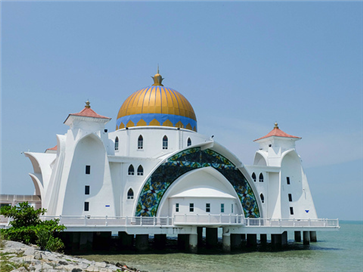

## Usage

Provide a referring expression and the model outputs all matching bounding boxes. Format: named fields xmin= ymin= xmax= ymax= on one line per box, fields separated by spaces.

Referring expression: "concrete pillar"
xmin=231 ymin=234 xmax=242 ymax=249
xmin=93 ymin=232 xmax=112 ymax=251
xmin=281 ymin=231 xmax=288 ymax=247
xmin=154 ymin=234 xmax=166 ymax=249
xmin=271 ymin=234 xmax=282 ymax=248
xmin=119 ymin=232 xmax=134 ymax=249
xmin=294 ymin=231 xmax=301 ymax=242
xmin=303 ymin=231 xmax=310 ymax=245
xmin=310 ymin=231 xmax=317 ymax=242
xmin=206 ymin=228 xmax=218 ymax=248
xmin=80 ymin=232 xmax=93 ymax=251
xmin=247 ymin=234 xmax=257 ymax=248
xmin=189 ymin=233 xmax=198 ymax=253
xmin=260 ymin=234 xmax=267 ymax=246
xmin=135 ymin=234 xmax=149 ymax=251
xmin=222 ymin=228 xmax=231 ymax=252
xmin=178 ymin=234 xmax=189 ymax=251
xmin=71 ymin=232 xmax=80 ymax=251
xmin=197 ymin=227 xmax=203 ymax=246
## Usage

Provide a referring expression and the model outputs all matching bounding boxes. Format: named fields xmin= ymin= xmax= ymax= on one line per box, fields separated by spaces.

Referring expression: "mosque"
xmin=20 ymin=70 xmax=338 ymax=251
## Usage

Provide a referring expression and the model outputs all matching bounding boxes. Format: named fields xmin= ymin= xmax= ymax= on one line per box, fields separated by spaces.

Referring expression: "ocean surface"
xmin=78 ymin=221 xmax=363 ymax=272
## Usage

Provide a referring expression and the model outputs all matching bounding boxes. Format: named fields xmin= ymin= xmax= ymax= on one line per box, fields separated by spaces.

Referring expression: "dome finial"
xmin=152 ymin=66 xmax=164 ymax=86
xmin=85 ymin=100 xmax=91 ymax=108
xmin=274 ymin=122 xmax=279 ymax=129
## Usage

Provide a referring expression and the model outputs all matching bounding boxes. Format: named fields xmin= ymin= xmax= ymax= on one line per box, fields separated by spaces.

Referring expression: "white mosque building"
xmin=20 ymin=70 xmax=337 ymax=251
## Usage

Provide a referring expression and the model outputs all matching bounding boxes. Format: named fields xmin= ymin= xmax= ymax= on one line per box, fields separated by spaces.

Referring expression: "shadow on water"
xmin=67 ymin=237 xmax=341 ymax=257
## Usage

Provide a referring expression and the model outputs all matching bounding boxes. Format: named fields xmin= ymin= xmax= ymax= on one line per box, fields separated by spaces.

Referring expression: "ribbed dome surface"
xmin=116 ymin=77 xmax=197 ymax=131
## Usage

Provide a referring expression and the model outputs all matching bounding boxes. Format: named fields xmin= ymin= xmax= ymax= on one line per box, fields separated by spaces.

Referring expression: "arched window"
xmin=252 ymin=172 xmax=256 ymax=182
xmin=115 ymin=137 xmax=119 ymax=151
xmin=137 ymin=165 xmax=143 ymax=176
xmin=138 ymin=135 xmax=143 ymax=150
xmin=259 ymin=173 xmax=264 ymax=182
xmin=128 ymin=165 xmax=134 ymax=175
xmin=163 ymin=135 xmax=168 ymax=149
xmin=260 ymin=193 xmax=264 ymax=204
xmin=127 ymin=188 xmax=134 ymax=199
xmin=187 ymin=138 xmax=192 ymax=147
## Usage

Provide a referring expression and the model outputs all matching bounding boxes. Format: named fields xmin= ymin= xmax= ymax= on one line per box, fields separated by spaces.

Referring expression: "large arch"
xmin=135 ymin=147 xmax=260 ymax=218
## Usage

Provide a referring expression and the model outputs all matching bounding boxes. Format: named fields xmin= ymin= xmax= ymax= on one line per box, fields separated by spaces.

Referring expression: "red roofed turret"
xmin=64 ymin=101 xmax=111 ymax=126
xmin=254 ymin=123 xmax=301 ymax=142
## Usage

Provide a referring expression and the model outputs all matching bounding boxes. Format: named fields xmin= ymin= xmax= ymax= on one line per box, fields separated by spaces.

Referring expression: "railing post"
xmin=220 ymin=214 xmax=222 ymax=224
xmin=229 ymin=214 xmax=231 ymax=224
xmin=209 ymin=214 xmax=211 ymax=223
xmin=259 ymin=218 xmax=261 ymax=226
xmin=184 ymin=214 xmax=186 ymax=223
xmin=59 ymin=215 xmax=62 ymax=225
xmin=106 ymin=215 xmax=108 ymax=226
xmin=153 ymin=216 xmax=156 ymax=226
xmin=84 ymin=215 xmax=87 ymax=226
xmin=168 ymin=215 xmax=170 ymax=226
xmin=309 ymin=219 xmax=311 ymax=227
xmin=141 ymin=216 xmax=143 ymax=226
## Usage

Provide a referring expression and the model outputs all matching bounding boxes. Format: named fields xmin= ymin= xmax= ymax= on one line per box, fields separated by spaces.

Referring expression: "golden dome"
xmin=116 ymin=72 xmax=197 ymax=131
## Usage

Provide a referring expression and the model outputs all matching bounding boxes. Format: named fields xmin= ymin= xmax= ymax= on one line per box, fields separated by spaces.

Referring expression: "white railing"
xmin=244 ymin=218 xmax=340 ymax=228
xmin=0 ymin=214 xmax=339 ymax=229
xmin=39 ymin=215 xmax=174 ymax=227
xmin=173 ymin=214 xmax=244 ymax=225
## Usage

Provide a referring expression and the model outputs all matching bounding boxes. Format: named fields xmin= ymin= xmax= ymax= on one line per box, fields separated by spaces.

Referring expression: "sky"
xmin=1 ymin=1 xmax=362 ymax=221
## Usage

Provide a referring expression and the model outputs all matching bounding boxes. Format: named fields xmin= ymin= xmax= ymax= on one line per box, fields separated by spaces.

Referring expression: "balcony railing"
xmin=0 ymin=214 xmax=339 ymax=229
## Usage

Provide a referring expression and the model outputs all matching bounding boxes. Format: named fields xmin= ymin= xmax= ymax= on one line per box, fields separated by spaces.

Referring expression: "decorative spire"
xmin=274 ymin=122 xmax=279 ymax=129
xmin=85 ymin=100 xmax=91 ymax=108
xmin=152 ymin=67 xmax=164 ymax=86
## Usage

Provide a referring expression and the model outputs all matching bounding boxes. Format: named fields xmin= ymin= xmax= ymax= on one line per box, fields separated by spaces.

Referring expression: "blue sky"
xmin=1 ymin=1 xmax=362 ymax=220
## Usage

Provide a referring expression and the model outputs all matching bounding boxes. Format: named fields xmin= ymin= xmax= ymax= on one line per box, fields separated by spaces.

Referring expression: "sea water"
xmin=79 ymin=221 xmax=363 ymax=272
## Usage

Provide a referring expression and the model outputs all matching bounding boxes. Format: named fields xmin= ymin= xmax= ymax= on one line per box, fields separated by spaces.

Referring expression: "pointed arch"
xmin=137 ymin=165 xmax=143 ymax=176
xmin=127 ymin=188 xmax=134 ymax=199
xmin=163 ymin=135 xmax=168 ymax=149
xmin=128 ymin=164 xmax=134 ymax=175
xmin=187 ymin=137 xmax=192 ymax=147
xmin=260 ymin=193 xmax=264 ymax=203
xmin=252 ymin=172 xmax=256 ymax=182
xmin=136 ymin=147 xmax=260 ymax=218
xmin=138 ymin=135 xmax=143 ymax=150
xmin=259 ymin=173 xmax=264 ymax=182
xmin=115 ymin=137 xmax=119 ymax=151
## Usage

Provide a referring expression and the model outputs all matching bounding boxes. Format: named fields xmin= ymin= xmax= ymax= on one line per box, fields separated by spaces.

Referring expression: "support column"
xmin=119 ymin=232 xmax=134 ymax=249
xmin=260 ymin=234 xmax=267 ymax=246
xmin=71 ymin=232 xmax=80 ymax=251
xmin=294 ymin=231 xmax=301 ymax=242
xmin=93 ymin=232 xmax=112 ymax=251
xmin=247 ymin=234 xmax=257 ymax=248
xmin=206 ymin=228 xmax=218 ymax=248
xmin=271 ymin=234 xmax=282 ymax=249
xmin=154 ymin=234 xmax=166 ymax=250
xmin=189 ymin=233 xmax=198 ymax=253
xmin=303 ymin=231 xmax=310 ymax=245
xmin=222 ymin=228 xmax=231 ymax=252
xmin=178 ymin=234 xmax=189 ymax=251
xmin=231 ymin=234 xmax=242 ymax=250
xmin=281 ymin=231 xmax=288 ymax=247
xmin=310 ymin=231 xmax=317 ymax=242
xmin=80 ymin=232 xmax=93 ymax=251
xmin=197 ymin=227 xmax=203 ymax=246
xmin=135 ymin=234 xmax=149 ymax=251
